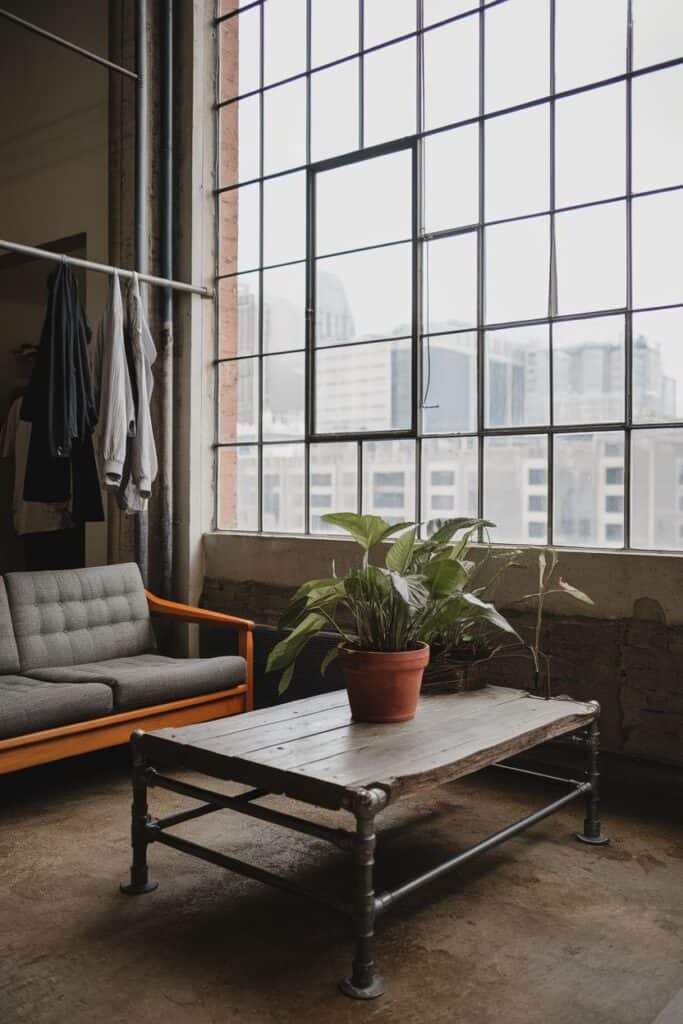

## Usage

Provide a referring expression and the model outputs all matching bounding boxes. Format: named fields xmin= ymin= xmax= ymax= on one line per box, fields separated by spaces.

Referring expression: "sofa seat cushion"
xmin=0 ymin=675 xmax=113 ymax=740
xmin=27 ymin=654 xmax=246 ymax=711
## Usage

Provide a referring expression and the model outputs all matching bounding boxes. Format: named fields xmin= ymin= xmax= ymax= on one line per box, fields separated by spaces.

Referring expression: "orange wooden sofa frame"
xmin=0 ymin=591 xmax=254 ymax=775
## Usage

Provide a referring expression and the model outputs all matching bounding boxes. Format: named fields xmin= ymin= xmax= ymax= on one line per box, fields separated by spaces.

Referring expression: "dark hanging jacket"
xmin=21 ymin=263 xmax=104 ymax=523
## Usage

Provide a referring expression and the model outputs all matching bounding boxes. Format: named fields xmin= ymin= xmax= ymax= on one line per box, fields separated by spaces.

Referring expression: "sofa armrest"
xmin=145 ymin=591 xmax=255 ymax=631
xmin=145 ymin=591 xmax=255 ymax=710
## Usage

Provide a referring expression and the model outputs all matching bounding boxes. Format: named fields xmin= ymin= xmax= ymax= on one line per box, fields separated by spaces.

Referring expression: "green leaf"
xmin=277 ymin=662 xmax=295 ymax=696
xmin=266 ymin=612 xmax=326 ymax=674
xmin=557 ymin=578 xmax=593 ymax=605
xmin=387 ymin=571 xmax=428 ymax=610
xmin=424 ymin=558 xmax=468 ymax=597
xmin=321 ymin=513 xmax=413 ymax=551
xmin=458 ymin=592 xmax=520 ymax=637
xmin=385 ymin=526 xmax=417 ymax=573
xmin=427 ymin=517 xmax=495 ymax=544
xmin=320 ymin=646 xmax=340 ymax=677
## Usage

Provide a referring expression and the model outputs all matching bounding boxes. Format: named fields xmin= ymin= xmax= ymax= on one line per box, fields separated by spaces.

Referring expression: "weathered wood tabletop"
xmin=140 ymin=686 xmax=598 ymax=810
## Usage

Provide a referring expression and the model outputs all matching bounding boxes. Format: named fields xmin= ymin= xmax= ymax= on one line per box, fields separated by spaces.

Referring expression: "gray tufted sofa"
xmin=0 ymin=563 xmax=254 ymax=774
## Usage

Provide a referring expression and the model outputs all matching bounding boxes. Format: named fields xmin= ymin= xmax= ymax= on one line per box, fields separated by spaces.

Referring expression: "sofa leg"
xmin=120 ymin=735 xmax=158 ymax=895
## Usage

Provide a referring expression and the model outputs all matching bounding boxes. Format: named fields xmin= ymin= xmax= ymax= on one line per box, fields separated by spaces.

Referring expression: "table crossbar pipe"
xmin=147 ymin=771 xmax=354 ymax=850
xmin=375 ymin=782 xmax=590 ymax=915
xmin=147 ymin=827 xmax=351 ymax=916
xmin=492 ymin=762 xmax=584 ymax=788
xmin=152 ymin=802 xmax=223 ymax=831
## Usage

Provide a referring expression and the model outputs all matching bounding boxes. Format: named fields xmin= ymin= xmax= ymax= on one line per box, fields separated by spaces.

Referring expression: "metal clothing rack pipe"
xmin=0 ymin=7 xmax=138 ymax=80
xmin=0 ymin=239 xmax=214 ymax=299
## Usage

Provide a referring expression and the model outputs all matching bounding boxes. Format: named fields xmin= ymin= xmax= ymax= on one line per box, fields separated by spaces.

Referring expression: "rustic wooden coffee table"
xmin=121 ymin=686 xmax=608 ymax=998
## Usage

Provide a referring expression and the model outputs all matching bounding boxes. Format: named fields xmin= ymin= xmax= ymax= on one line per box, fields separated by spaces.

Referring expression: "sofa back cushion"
xmin=0 ymin=578 xmax=21 ymax=674
xmin=5 ymin=563 xmax=157 ymax=671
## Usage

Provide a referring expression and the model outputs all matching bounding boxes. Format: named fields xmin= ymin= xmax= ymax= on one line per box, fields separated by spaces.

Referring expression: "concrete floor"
xmin=1 ymin=748 xmax=682 ymax=1024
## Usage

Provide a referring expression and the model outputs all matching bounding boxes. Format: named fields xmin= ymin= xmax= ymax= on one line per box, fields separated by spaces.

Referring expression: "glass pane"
xmin=315 ymin=244 xmax=412 ymax=346
xmin=363 ymin=440 xmax=416 ymax=522
xmin=555 ymin=84 xmax=625 ymax=208
xmin=218 ymin=272 xmax=259 ymax=358
xmin=424 ymin=15 xmax=479 ymax=131
xmin=316 ymin=149 xmax=412 ymax=255
xmin=484 ymin=435 xmax=549 ymax=544
xmin=315 ymin=338 xmax=412 ymax=434
xmin=633 ymin=308 xmax=683 ymax=423
xmin=553 ymin=316 xmax=625 ymax=425
xmin=485 ymin=104 xmax=550 ymax=221
xmin=554 ymin=432 xmax=625 ymax=548
xmin=311 ymin=60 xmax=359 ymax=163
xmin=632 ymin=428 xmax=683 ymax=549
xmin=421 ymin=437 xmax=478 ymax=531
xmin=262 ymin=443 xmax=306 ymax=533
xmin=424 ymin=124 xmax=478 ymax=232
xmin=555 ymin=0 xmax=626 ymax=93
xmin=263 ymin=172 xmax=306 ymax=266
xmin=633 ymin=191 xmax=683 ymax=309
xmin=262 ymin=352 xmax=305 ymax=440
xmin=263 ymin=263 xmax=306 ymax=353
xmin=264 ymin=0 xmax=306 ymax=86
xmin=424 ymin=0 xmax=476 ymax=27
xmin=485 ymin=217 xmax=550 ymax=324
xmin=219 ymin=183 xmax=260 ymax=275
xmin=218 ymin=446 xmax=258 ymax=531
xmin=633 ymin=0 xmax=683 ymax=70
xmin=218 ymin=358 xmax=259 ymax=443
xmin=309 ymin=442 xmax=358 ymax=532
xmin=311 ymin=0 xmax=358 ymax=67
xmin=555 ymin=203 xmax=626 ymax=315
xmin=363 ymin=39 xmax=417 ymax=147
xmin=486 ymin=0 xmax=549 ymax=113
xmin=421 ymin=334 xmax=477 ymax=434
xmin=219 ymin=5 xmax=260 ymax=102
xmin=424 ymin=233 xmax=477 ymax=332
xmin=485 ymin=325 xmax=550 ymax=428
xmin=632 ymin=67 xmax=683 ymax=194
xmin=218 ymin=96 xmax=260 ymax=188
xmin=263 ymin=79 xmax=306 ymax=176
xmin=363 ymin=0 xmax=415 ymax=48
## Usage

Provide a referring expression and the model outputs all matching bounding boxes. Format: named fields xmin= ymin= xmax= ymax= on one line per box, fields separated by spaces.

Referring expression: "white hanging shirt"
xmin=91 ymin=273 xmax=136 ymax=488
xmin=121 ymin=273 xmax=158 ymax=513
xmin=0 ymin=398 xmax=73 ymax=535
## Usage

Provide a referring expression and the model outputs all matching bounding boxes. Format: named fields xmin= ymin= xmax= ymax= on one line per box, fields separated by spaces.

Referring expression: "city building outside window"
xmin=216 ymin=0 xmax=683 ymax=551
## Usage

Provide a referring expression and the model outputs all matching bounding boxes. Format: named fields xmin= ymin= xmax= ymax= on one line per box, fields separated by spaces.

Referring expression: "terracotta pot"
xmin=338 ymin=643 xmax=430 ymax=723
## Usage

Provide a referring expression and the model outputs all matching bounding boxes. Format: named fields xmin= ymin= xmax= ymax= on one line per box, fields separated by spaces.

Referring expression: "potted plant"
xmin=266 ymin=513 xmax=518 ymax=723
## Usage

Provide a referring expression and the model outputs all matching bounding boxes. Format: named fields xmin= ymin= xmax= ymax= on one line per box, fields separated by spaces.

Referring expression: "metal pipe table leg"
xmin=120 ymin=735 xmax=159 ymax=894
xmin=338 ymin=788 xmax=388 ymax=1000
xmin=576 ymin=720 xmax=610 ymax=846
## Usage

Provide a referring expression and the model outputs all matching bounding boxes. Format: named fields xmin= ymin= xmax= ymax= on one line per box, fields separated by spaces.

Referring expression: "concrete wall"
xmin=0 ymin=0 xmax=110 ymax=567
xmin=202 ymin=532 xmax=683 ymax=766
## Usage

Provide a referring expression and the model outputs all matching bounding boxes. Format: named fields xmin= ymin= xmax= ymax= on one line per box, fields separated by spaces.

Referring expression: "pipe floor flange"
xmin=338 ymin=976 xmax=386 ymax=1000
xmin=120 ymin=880 xmax=159 ymax=895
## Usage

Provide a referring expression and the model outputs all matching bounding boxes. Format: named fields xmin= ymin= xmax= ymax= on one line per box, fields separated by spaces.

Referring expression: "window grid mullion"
xmin=217 ymin=1 xmax=682 ymax=549
xmin=547 ymin=0 xmax=557 ymax=546
xmin=476 ymin=3 xmax=486 ymax=537
xmin=257 ymin=0 xmax=265 ymax=533
xmin=624 ymin=0 xmax=635 ymax=550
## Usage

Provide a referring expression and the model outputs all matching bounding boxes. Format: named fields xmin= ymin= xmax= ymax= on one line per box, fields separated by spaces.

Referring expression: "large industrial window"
xmin=216 ymin=0 xmax=683 ymax=550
